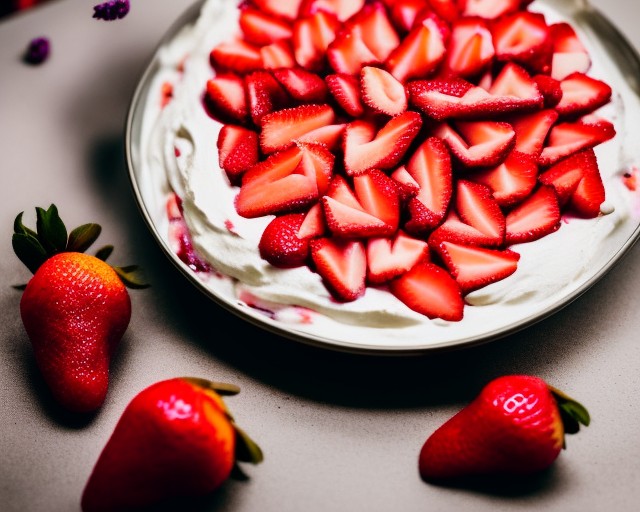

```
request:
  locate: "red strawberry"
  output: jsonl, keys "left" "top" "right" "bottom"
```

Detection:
{"left": 209, "top": 39, "right": 263, "bottom": 75}
{"left": 217, "top": 124, "right": 259, "bottom": 184}
{"left": 425, "top": 0, "right": 460, "bottom": 23}
{"left": 205, "top": 74, "right": 248, "bottom": 123}
{"left": 349, "top": 1, "right": 401, "bottom": 62}
{"left": 549, "top": 22, "right": 591, "bottom": 80}
{"left": 343, "top": 111, "right": 423, "bottom": 175}
{"left": 327, "top": 25, "right": 380, "bottom": 75}
{"left": 555, "top": 72, "right": 612, "bottom": 118}
{"left": 459, "top": 0, "right": 523, "bottom": 19}
{"left": 389, "top": 261, "right": 465, "bottom": 321}
{"left": 260, "top": 103, "right": 336, "bottom": 153}
{"left": 428, "top": 209, "right": 501, "bottom": 248}
{"left": 259, "top": 213, "right": 311, "bottom": 268}
{"left": 360, "top": 65, "right": 408, "bottom": 116}
{"left": 389, "top": 0, "right": 430, "bottom": 33}
{"left": 366, "top": 230, "right": 429, "bottom": 284}
{"left": 445, "top": 18, "right": 494, "bottom": 78}
{"left": 13, "top": 205, "right": 146, "bottom": 413}
{"left": 326, "top": 72, "right": 365, "bottom": 117}
{"left": 300, "top": 0, "right": 366, "bottom": 22}
{"left": 432, "top": 240, "right": 520, "bottom": 293}
{"left": 272, "top": 67, "right": 329, "bottom": 103}
{"left": 505, "top": 184, "right": 561, "bottom": 244}
{"left": 297, "top": 202, "right": 326, "bottom": 239}
{"left": 260, "top": 39, "right": 297, "bottom": 69}
{"left": 251, "top": 0, "right": 304, "bottom": 20}
{"left": 508, "top": 108, "right": 558, "bottom": 158}
{"left": 419, "top": 375, "right": 590, "bottom": 482}
{"left": 238, "top": 7, "right": 293, "bottom": 46}
{"left": 310, "top": 237, "right": 367, "bottom": 301}
{"left": 292, "top": 10, "right": 341, "bottom": 71}
{"left": 533, "top": 74, "right": 563, "bottom": 108}
{"left": 404, "top": 136, "right": 453, "bottom": 234}
{"left": 455, "top": 180, "right": 505, "bottom": 247}
{"left": 81, "top": 378, "right": 262, "bottom": 511}
{"left": 245, "top": 70, "right": 290, "bottom": 126}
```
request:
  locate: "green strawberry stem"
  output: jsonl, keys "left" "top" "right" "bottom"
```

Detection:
{"left": 549, "top": 385, "right": 591, "bottom": 446}
{"left": 12, "top": 204, "right": 148, "bottom": 288}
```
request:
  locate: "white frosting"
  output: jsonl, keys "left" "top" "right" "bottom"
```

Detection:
{"left": 135, "top": 0, "right": 640, "bottom": 351}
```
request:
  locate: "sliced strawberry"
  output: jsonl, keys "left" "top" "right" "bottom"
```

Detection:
{"left": 327, "top": 25, "right": 380, "bottom": 75}
{"left": 433, "top": 240, "right": 520, "bottom": 294}
{"left": 539, "top": 148, "right": 604, "bottom": 217}
{"left": 491, "top": 11, "right": 552, "bottom": 73}
{"left": 244, "top": 70, "right": 290, "bottom": 126}
{"left": 360, "top": 66, "right": 408, "bottom": 116}
{"left": 217, "top": 125, "right": 259, "bottom": 184}
{"left": 296, "top": 123, "right": 346, "bottom": 149}
{"left": 390, "top": 0, "right": 430, "bottom": 33}
{"left": 487, "top": 62, "right": 543, "bottom": 110}
{"left": 259, "top": 213, "right": 310, "bottom": 268}
{"left": 350, "top": 2, "right": 401, "bottom": 61}
{"left": 445, "top": 18, "right": 494, "bottom": 78}
{"left": 391, "top": 165, "right": 421, "bottom": 200}
{"left": 455, "top": 179, "right": 505, "bottom": 246}
{"left": 425, "top": 0, "right": 461, "bottom": 23}
{"left": 509, "top": 108, "right": 558, "bottom": 158}
{"left": 310, "top": 237, "right": 367, "bottom": 301}
{"left": 205, "top": 74, "right": 248, "bottom": 123}
{"left": 297, "top": 202, "right": 326, "bottom": 239}
{"left": 385, "top": 16, "right": 447, "bottom": 83}
{"left": 299, "top": 0, "right": 366, "bottom": 22}
{"left": 428, "top": 209, "right": 500, "bottom": 248}
{"left": 549, "top": 22, "right": 591, "bottom": 80}
{"left": 505, "top": 184, "right": 561, "bottom": 244}
{"left": 366, "top": 230, "right": 429, "bottom": 284}
{"left": 297, "top": 142, "right": 336, "bottom": 195}
{"left": 251, "top": 0, "right": 305, "bottom": 20}
{"left": 404, "top": 137, "right": 453, "bottom": 234}
{"left": 260, "top": 103, "right": 336, "bottom": 153}
{"left": 343, "top": 111, "right": 423, "bottom": 175}
{"left": 538, "top": 116, "right": 616, "bottom": 167}
{"left": 326, "top": 73, "right": 365, "bottom": 117}
{"left": 407, "top": 77, "right": 478, "bottom": 121}
{"left": 533, "top": 74, "right": 563, "bottom": 108}
{"left": 469, "top": 150, "right": 538, "bottom": 208}
{"left": 260, "top": 40, "right": 296, "bottom": 69}
{"left": 459, "top": 0, "right": 522, "bottom": 19}
{"left": 209, "top": 39, "right": 263, "bottom": 75}
{"left": 238, "top": 7, "right": 293, "bottom": 46}
{"left": 434, "top": 120, "right": 515, "bottom": 168}
{"left": 272, "top": 67, "right": 329, "bottom": 103}
{"left": 354, "top": 169, "right": 401, "bottom": 232}
{"left": 389, "top": 261, "right": 465, "bottom": 321}
{"left": 292, "top": 10, "right": 341, "bottom": 71}
{"left": 555, "top": 72, "right": 612, "bottom": 118}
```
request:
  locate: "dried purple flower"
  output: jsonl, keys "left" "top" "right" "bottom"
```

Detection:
{"left": 93, "top": 0, "right": 130, "bottom": 21}
{"left": 24, "top": 37, "right": 50, "bottom": 65}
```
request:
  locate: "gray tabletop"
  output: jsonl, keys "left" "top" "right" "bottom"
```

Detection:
{"left": 2, "top": 1, "right": 640, "bottom": 511}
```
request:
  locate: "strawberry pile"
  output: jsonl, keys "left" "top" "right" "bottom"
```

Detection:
{"left": 204, "top": 0, "right": 615, "bottom": 322}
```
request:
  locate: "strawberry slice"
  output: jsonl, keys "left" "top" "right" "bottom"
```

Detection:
{"left": 428, "top": 210, "right": 501, "bottom": 248}
{"left": 292, "top": 11, "right": 341, "bottom": 71}
{"left": 486, "top": 62, "right": 543, "bottom": 110}
{"left": 238, "top": 7, "right": 293, "bottom": 46}
{"left": 297, "top": 203, "right": 326, "bottom": 239}
{"left": 385, "top": 16, "right": 447, "bottom": 83}
{"left": 217, "top": 125, "right": 259, "bottom": 184}
{"left": 300, "top": 0, "right": 366, "bottom": 22}
{"left": 445, "top": 18, "right": 494, "bottom": 78}
{"left": 469, "top": 150, "right": 538, "bottom": 208}
{"left": 260, "top": 103, "right": 336, "bottom": 153}
{"left": 296, "top": 123, "right": 346, "bottom": 149}
{"left": 251, "top": 0, "right": 304, "bottom": 20}
{"left": 403, "top": 137, "right": 453, "bottom": 234}
{"left": 434, "top": 120, "right": 516, "bottom": 168}
{"left": 539, "top": 148, "right": 604, "bottom": 218}
{"left": 272, "top": 67, "right": 329, "bottom": 103}
{"left": 508, "top": 108, "right": 558, "bottom": 158}
{"left": 209, "top": 39, "right": 263, "bottom": 75}
{"left": 259, "top": 213, "right": 310, "bottom": 268}
{"left": 505, "top": 184, "right": 561, "bottom": 244}
{"left": 390, "top": 0, "right": 431, "bottom": 33}
{"left": 343, "top": 111, "right": 423, "bottom": 175}
{"left": 389, "top": 261, "right": 464, "bottom": 321}
{"left": 533, "top": 74, "right": 563, "bottom": 108}
{"left": 350, "top": 2, "right": 401, "bottom": 61}
{"left": 366, "top": 230, "right": 429, "bottom": 284}
{"left": 354, "top": 169, "right": 401, "bottom": 232}
{"left": 310, "top": 237, "right": 367, "bottom": 301}
{"left": 455, "top": 180, "right": 505, "bottom": 247}
{"left": 538, "top": 116, "right": 616, "bottom": 167}
{"left": 205, "top": 74, "right": 248, "bottom": 123}
{"left": 326, "top": 73, "right": 365, "bottom": 117}
{"left": 391, "top": 165, "right": 420, "bottom": 200}
{"left": 433, "top": 240, "right": 520, "bottom": 294}
{"left": 260, "top": 40, "right": 296, "bottom": 69}
{"left": 360, "top": 66, "right": 408, "bottom": 116}
{"left": 555, "top": 73, "right": 612, "bottom": 118}
{"left": 245, "top": 70, "right": 290, "bottom": 126}
{"left": 549, "top": 22, "right": 591, "bottom": 80}
{"left": 459, "top": 0, "right": 522, "bottom": 19}
{"left": 327, "top": 25, "right": 379, "bottom": 75}
{"left": 425, "top": 0, "right": 461, "bottom": 23}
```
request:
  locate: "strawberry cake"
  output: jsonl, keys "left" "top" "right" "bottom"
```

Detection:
{"left": 134, "top": 0, "right": 640, "bottom": 351}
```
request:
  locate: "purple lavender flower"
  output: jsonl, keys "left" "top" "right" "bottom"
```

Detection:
{"left": 93, "top": 0, "right": 130, "bottom": 21}
{"left": 24, "top": 37, "right": 50, "bottom": 65}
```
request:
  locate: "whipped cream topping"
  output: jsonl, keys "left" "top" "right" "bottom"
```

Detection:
{"left": 135, "top": 0, "right": 640, "bottom": 351}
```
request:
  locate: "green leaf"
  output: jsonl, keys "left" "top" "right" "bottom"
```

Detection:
{"left": 95, "top": 245, "right": 114, "bottom": 261}
{"left": 13, "top": 212, "right": 37, "bottom": 238}
{"left": 549, "top": 385, "right": 591, "bottom": 440}
{"left": 113, "top": 265, "right": 150, "bottom": 289}
{"left": 35, "top": 204, "right": 67, "bottom": 254}
{"left": 12, "top": 232, "right": 48, "bottom": 274}
{"left": 229, "top": 463, "right": 250, "bottom": 481}
{"left": 234, "top": 425, "right": 264, "bottom": 465}
{"left": 67, "top": 223, "right": 101, "bottom": 253}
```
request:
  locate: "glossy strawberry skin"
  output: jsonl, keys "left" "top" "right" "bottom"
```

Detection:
{"left": 20, "top": 252, "right": 131, "bottom": 413}
{"left": 81, "top": 378, "right": 236, "bottom": 512}
{"left": 419, "top": 375, "right": 565, "bottom": 482}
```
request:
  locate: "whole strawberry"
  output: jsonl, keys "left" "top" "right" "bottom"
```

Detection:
{"left": 81, "top": 377, "right": 263, "bottom": 512}
{"left": 13, "top": 204, "right": 146, "bottom": 413}
{"left": 419, "top": 375, "right": 590, "bottom": 482}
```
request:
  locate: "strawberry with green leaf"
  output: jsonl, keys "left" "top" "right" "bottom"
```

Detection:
{"left": 13, "top": 204, "right": 147, "bottom": 413}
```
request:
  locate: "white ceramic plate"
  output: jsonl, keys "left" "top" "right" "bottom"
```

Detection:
{"left": 126, "top": 0, "right": 640, "bottom": 354}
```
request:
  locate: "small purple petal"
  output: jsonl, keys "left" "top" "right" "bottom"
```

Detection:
{"left": 93, "top": 0, "right": 130, "bottom": 21}
{"left": 24, "top": 37, "right": 50, "bottom": 65}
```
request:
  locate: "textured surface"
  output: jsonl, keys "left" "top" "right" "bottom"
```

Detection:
{"left": 2, "top": 1, "right": 640, "bottom": 511}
